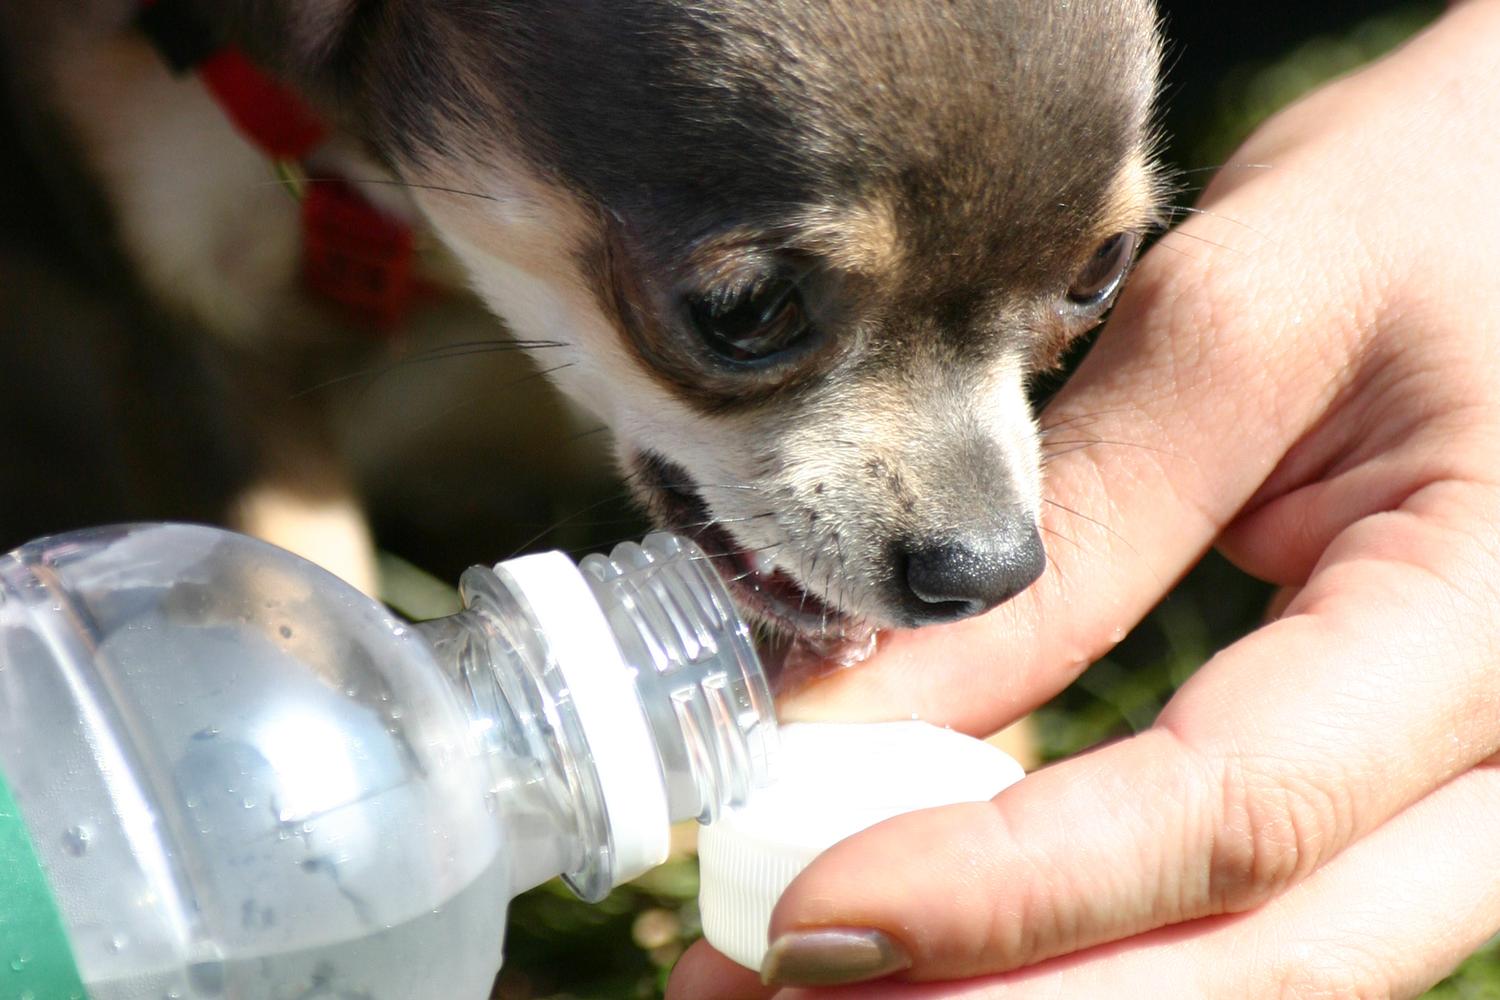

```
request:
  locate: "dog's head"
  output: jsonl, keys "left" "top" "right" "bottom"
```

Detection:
{"left": 322, "top": 0, "right": 1163, "bottom": 652}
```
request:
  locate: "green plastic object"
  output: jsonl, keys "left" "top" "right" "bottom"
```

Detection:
{"left": 0, "top": 770, "right": 89, "bottom": 1000}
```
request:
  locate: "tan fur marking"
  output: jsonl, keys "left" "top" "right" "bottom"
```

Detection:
{"left": 683, "top": 200, "right": 903, "bottom": 281}
{"left": 1095, "top": 153, "right": 1169, "bottom": 248}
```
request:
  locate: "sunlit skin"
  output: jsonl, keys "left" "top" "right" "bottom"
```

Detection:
{"left": 669, "top": 1, "right": 1500, "bottom": 996}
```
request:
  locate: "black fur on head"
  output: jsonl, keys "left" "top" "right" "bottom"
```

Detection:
{"left": 343, "top": 2, "right": 1160, "bottom": 251}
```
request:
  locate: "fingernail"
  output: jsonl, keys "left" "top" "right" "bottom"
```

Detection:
{"left": 760, "top": 927, "right": 912, "bottom": 987}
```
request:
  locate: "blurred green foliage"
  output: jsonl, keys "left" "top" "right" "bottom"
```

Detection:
{"left": 382, "top": 3, "right": 1500, "bottom": 995}
{"left": 1193, "top": 2, "right": 1442, "bottom": 167}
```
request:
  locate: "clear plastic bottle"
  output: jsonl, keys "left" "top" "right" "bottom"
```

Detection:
{"left": 0, "top": 523, "right": 777, "bottom": 999}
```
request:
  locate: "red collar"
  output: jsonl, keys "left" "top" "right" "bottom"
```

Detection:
{"left": 137, "top": 0, "right": 420, "bottom": 332}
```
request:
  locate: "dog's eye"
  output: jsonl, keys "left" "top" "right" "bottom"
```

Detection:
{"left": 688, "top": 278, "right": 813, "bottom": 364}
{"left": 1066, "top": 232, "right": 1139, "bottom": 310}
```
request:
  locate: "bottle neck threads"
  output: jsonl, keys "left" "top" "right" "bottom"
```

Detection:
{"left": 419, "top": 534, "right": 777, "bottom": 901}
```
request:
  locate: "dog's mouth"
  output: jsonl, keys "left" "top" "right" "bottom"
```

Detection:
{"left": 633, "top": 453, "right": 870, "bottom": 651}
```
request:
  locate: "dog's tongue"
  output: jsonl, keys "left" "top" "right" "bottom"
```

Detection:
{"left": 765, "top": 625, "right": 879, "bottom": 698}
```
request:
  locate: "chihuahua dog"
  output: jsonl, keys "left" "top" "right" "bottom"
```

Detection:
{"left": 0, "top": 1, "right": 1162, "bottom": 665}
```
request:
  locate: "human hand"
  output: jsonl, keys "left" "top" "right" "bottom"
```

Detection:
{"left": 669, "top": 2, "right": 1500, "bottom": 996}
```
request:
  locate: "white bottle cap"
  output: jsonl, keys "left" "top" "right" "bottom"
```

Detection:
{"left": 698, "top": 721, "right": 1025, "bottom": 971}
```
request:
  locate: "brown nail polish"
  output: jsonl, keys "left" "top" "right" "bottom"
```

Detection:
{"left": 760, "top": 927, "right": 913, "bottom": 987}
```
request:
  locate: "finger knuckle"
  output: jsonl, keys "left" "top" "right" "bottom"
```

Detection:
{"left": 1210, "top": 756, "right": 1344, "bottom": 911}
{"left": 1268, "top": 941, "right": 1394, "bottom": 1000}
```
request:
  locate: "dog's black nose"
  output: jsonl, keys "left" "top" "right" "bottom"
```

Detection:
{"left": 896, "top": 526, "right": 1045, "bottom": 626}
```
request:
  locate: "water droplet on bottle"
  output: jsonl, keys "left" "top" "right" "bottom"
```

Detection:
{"left": 191, "top": 727, "right": 220, "bottom": 741}
{"left": 11, "top": 952, "right": 30, "bottom": 971}
{"left": 108, "top": 932, "right": 127, "bottom": 953}
{"left": 279, "top": 625, "right": 293, "bottom": 639}
{"left": 60, "top": 825, "right": 91, "bottom": 857}
{"left": 241, "top": 797, "right": 256, "bottom": 809}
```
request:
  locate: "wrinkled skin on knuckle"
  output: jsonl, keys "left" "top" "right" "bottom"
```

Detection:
{"left": 1267, "top": 939, "right": 1396, "bottom": 1000}
{"left": 954, "top": 889, "right": 1032, "bottom": 977}
{"left": 1210, "top": 756, "right": 1343, "bottom": 913}
{"left": 963, "top": 803, "right": 1075, "bottom": 973}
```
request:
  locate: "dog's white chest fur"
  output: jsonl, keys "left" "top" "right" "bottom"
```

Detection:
{"left": 53, "top": 35, "right": 303, "bottom": 343}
